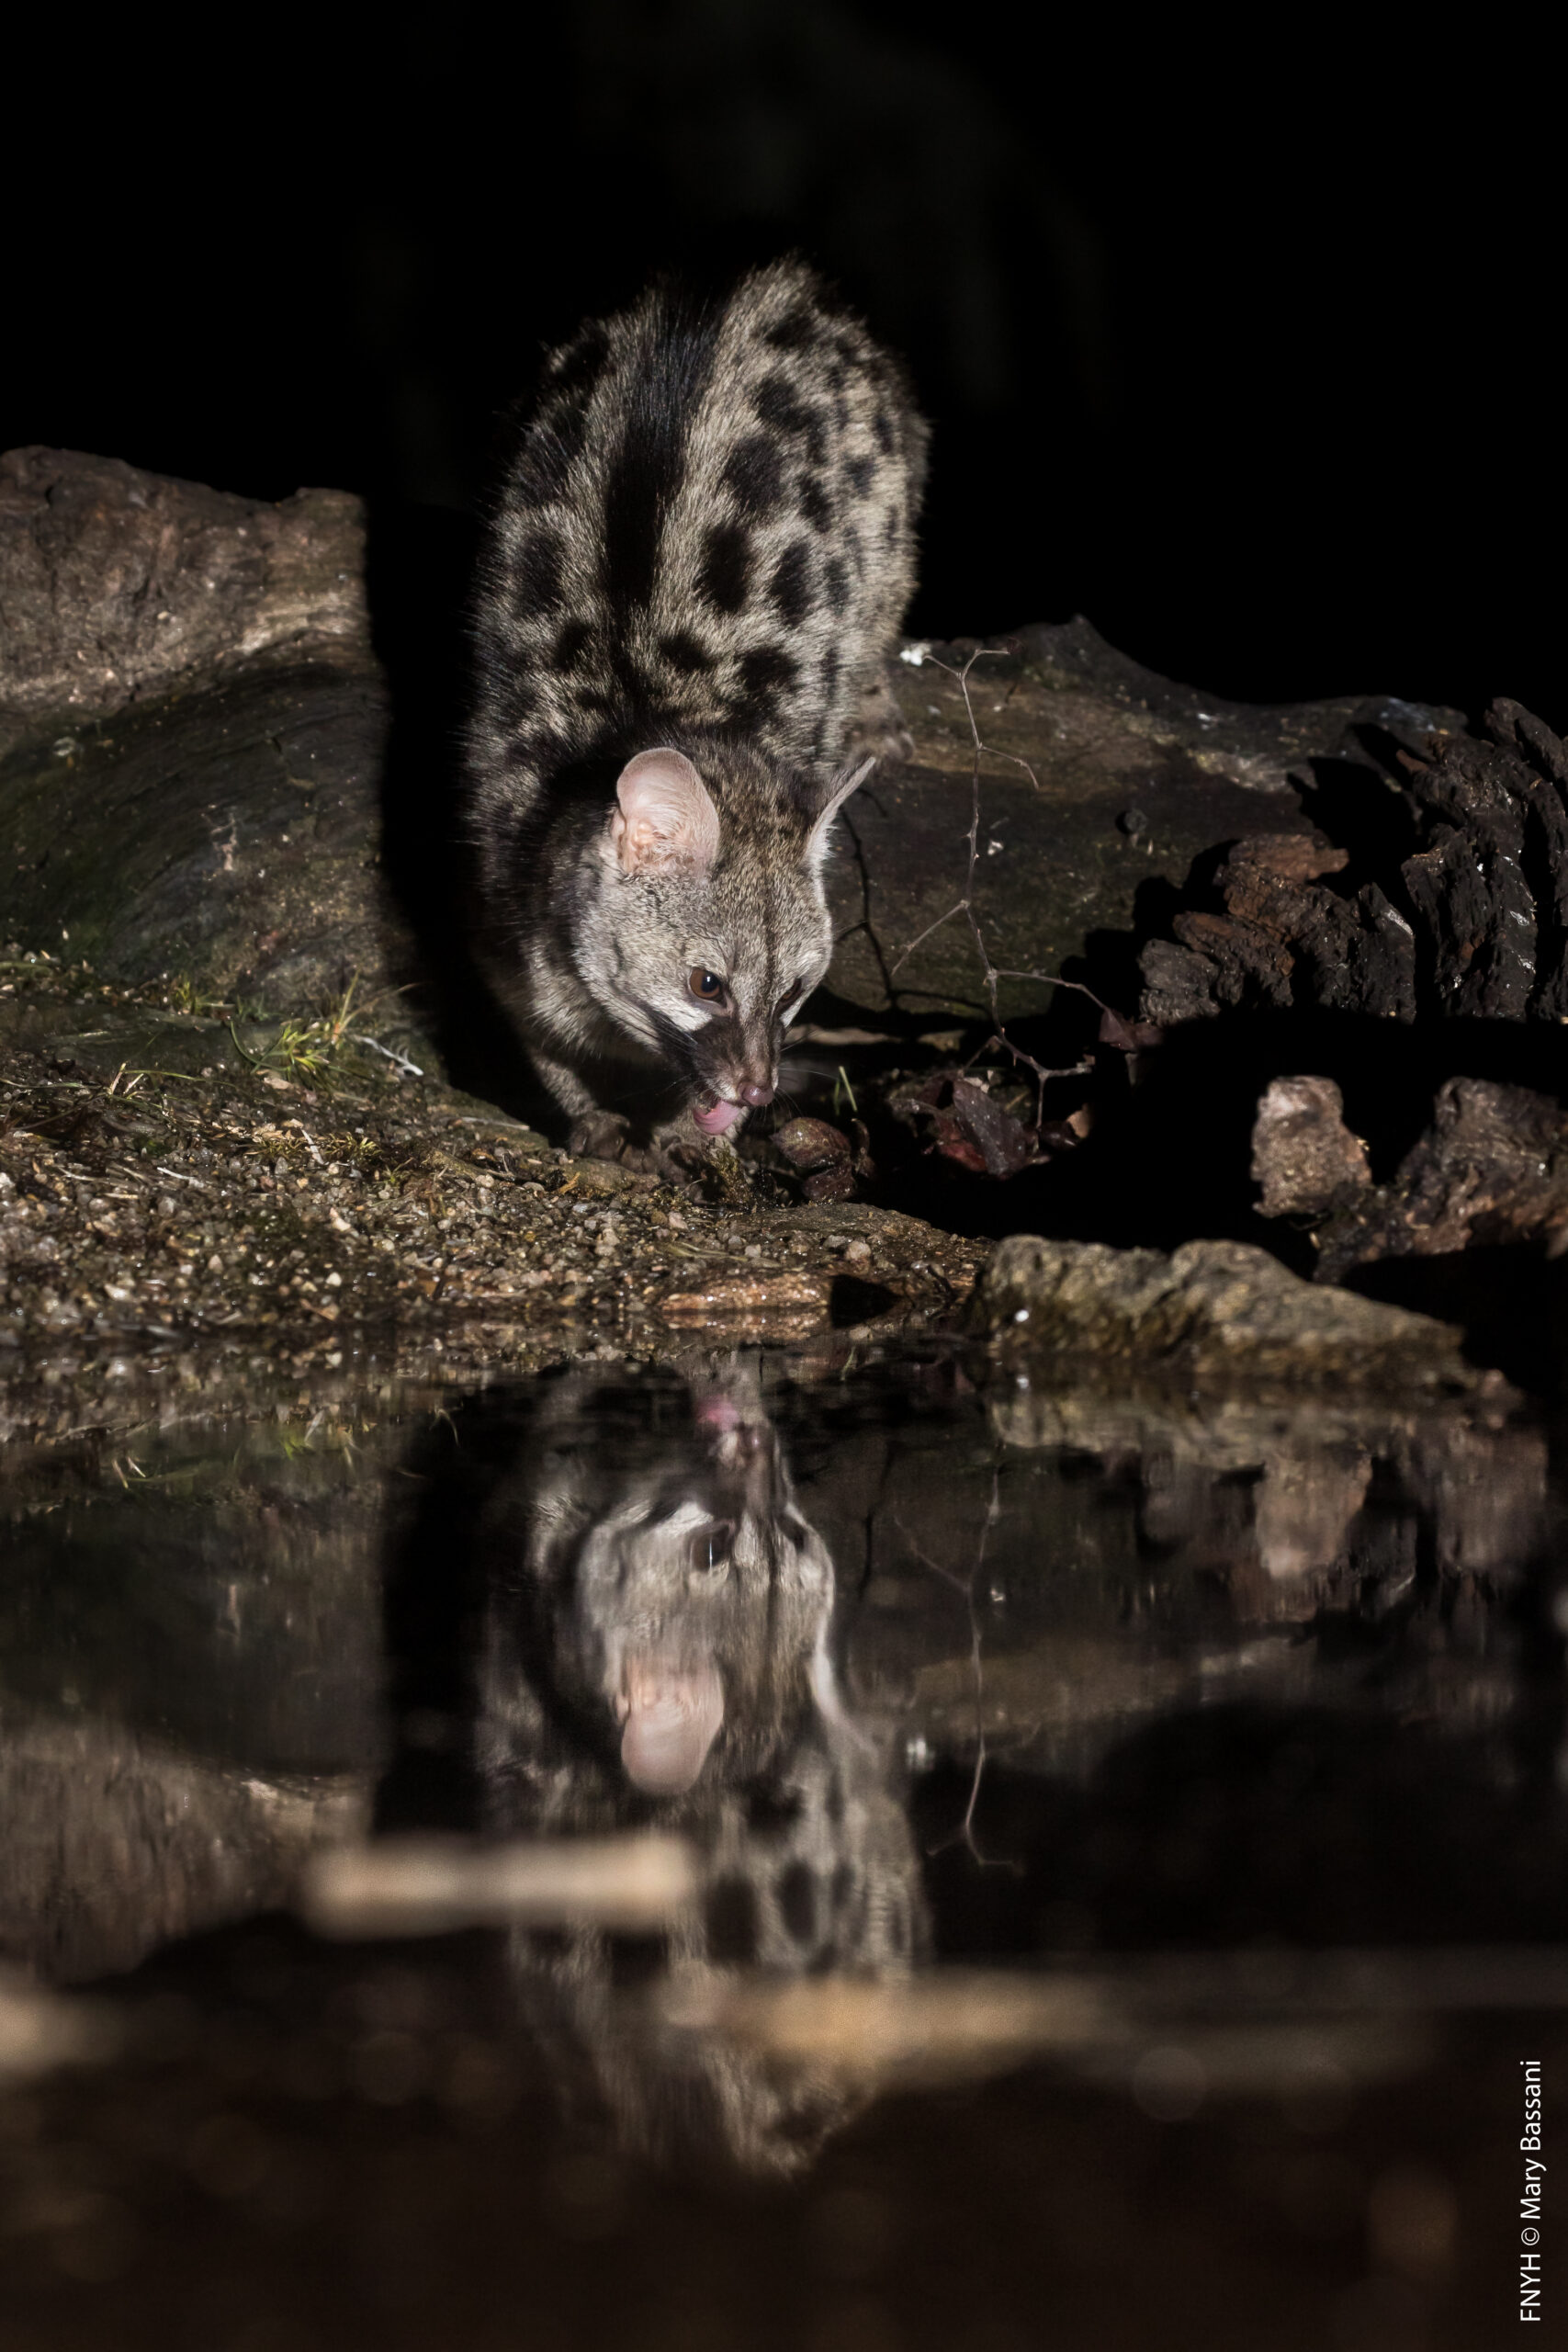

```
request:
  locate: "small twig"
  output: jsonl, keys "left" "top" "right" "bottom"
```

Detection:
{"left": 153, "top": 1163, "right": 208, "bottom": 1190}
{"left": 887, "top": 647, "right": 1135, "bottom": 1129}
{"left": 351, "top": 1034, "right": 423, "bottom": 1077}
{"left": 888, "top": 899, "right": 969, "bottom": 979}
{"left": 897, "top": 1470, "right": 1013, "bottom": 1871}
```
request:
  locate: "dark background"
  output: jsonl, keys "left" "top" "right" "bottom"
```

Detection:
{"left": 7, "top": 7, "right": 1562, "bottom": 726}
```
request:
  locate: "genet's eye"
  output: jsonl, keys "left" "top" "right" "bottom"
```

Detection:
{"left": 688, "top": 1521, "right": 734, "bottom": 1577}
{"left": 689, "top": 967, "right": 727, "bottom": 1004}
{"left": 777, "top": 978, "right": 806, "bottom": 1015}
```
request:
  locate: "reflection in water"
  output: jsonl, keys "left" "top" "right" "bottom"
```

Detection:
{"left": 3, "top": 1342, "right": 1566, "bottom": 2207}
{"left": 382, "top": 1360, "right": 924, "bottom": 2174}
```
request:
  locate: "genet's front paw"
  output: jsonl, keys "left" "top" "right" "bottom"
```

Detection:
{"left": 568, "top": 1109, "right": 632, "bottom": 1161}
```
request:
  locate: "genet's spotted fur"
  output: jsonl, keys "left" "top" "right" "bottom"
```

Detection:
{"left": 465, "top": 259, "right": 928, "bottom": 1157}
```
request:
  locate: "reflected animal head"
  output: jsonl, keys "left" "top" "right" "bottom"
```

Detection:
{"left": 463, "top": 1357, "right": 927, "bottom": 2176}
{"left": 480, "top": 1360, "right": 840, "bottom": 1796}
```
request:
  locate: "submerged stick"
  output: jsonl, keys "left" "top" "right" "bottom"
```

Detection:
{"left": 299, "top": 1832, "right": 699, "bottom": 1939}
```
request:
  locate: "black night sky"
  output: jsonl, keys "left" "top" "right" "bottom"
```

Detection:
{"left": 8, "top": 7, "right": 1562, "bottom": 728}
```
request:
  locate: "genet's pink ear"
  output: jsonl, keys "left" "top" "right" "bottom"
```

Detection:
{"left": 604, "top": 748, "right": 720, "bottom": 876}
{"left": 807, "top": 754, "right": 876, "bottom": 865}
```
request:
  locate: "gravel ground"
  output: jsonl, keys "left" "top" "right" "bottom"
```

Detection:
{"left": 0, "top": 951, "right": 987, "bottom": 1448}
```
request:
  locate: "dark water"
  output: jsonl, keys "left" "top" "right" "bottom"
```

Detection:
{"left": 2, "top": 1345, "right": 1564, "bottom": 2350}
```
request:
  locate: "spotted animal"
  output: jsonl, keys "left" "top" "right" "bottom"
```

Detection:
{"left": 467, "top": 1363, "right": 927, "bottom": 2173}
{"left": 464, "top": 260, "right": 928, "bottom": 1160}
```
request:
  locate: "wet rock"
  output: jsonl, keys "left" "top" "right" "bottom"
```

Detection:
{"left": 1250, "top": 1076, "right": 1372, "bottom": 1218}
{"left": 971, "top": 1233, "right": 1484, "bottom": 1392}
{"left": 772, "top": 1116, "right": 854, "bottom": 1202}
{"left": 981, "top": 1379, "right": 1542, "bottom": 1634}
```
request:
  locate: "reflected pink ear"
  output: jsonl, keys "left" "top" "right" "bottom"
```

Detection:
{"left": 619, "top": 1657, "right": 725, "bottom": 1794}
{"left": 604, "top": 749, "right": 721, "bottom": 876}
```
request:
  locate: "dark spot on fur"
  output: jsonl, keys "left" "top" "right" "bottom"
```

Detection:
{"left": 705, "top": 1875, "right": 760, "bottom": 1963}
{"left": 739, "top": 646, "right": 798, "bottom": 707}
{"left": 722, "top": 433, "right": 786, "bottom": 520}
{"left": 496, "top": 675, "right": 538, "bottom": 729}
{"left": 778, "top": 1862, "right": 817, "bottom": 1944}
{"left": 754, "top": 373, "right": 808, "bottom": 432}
{"left": 602, "top": 283, "right": 723, "bottom": 616}
{"left": 609, "top": 1933, "right": 667, "bottom": 1988}
{"left": 551, "top": 616, "right": 592, "bottom": 673}
{"left": 510, "top": 531, "right": 565, "bottom": 620}
{"left": 763, "top": 301, "right": 818, "bottom": 352}
{"left": 823, "top": 557, "right": 849, "bottom": 617}
{"left": 845, "top": 454, "right": 876, "bottom": 496}
{"left": 697, "top": 523, "right": 752, "bottom": 614}
{"left": 746, "top": 1782, "right": 803, "bottom": 1836}
{"left": 884, "top": 509, "right": 899, "bottom": 548}
{"left": 799, "top": 476, "right": 832, "bottom": 534}
{"left": 767, "top": 541, "right": 814, "bottom": 628}
{"left": 819, "top": 644, "right": 840, "bottom": 703}
{"left": 660, "top": 629, "right": 715, "bottom": 673}
{"left": 754, "top": 376, "right": 828, "bottom": 465}
{"left": 874, "top": 405, "right": 895, "bottom": 454}
{"left": 542, "top": 320, "right": 609, "bottom": 400}
{"left": 830, "top": 1860, "right": 854, "bottom": 1915}
{"left": 514, "top": 401, "right": 590, "bottom": 508}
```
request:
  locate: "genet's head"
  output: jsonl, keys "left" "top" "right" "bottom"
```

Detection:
{"left": 578, "top": 746, "right": 872, "bottom": 1134}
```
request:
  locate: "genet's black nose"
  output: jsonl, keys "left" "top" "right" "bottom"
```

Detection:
{"left": 740, "top": 1081, "right": 774, "bottom": 1108}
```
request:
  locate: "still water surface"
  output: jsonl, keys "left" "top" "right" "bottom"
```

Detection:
{"left": 2, "top": 1344, "right": 1564, "bottom": 2349}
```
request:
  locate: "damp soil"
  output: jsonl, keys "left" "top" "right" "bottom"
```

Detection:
{"left": 0, "top": 951, "right": 985, "bottom": 1450}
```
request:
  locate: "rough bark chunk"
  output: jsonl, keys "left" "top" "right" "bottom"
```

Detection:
{"left": 1314, "top": 1077, "right": 1568, "bottom": 1283}
{"left": 1251, "top": 1077, "right": 1371, "bottom": 1219}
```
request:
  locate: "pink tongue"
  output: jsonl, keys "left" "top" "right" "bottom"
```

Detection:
{"left": 694, "top": 1098, "right": 742, "bottom": 1136}
{"left": 620, "top": 1658, "right": 725, "bottom": 1794}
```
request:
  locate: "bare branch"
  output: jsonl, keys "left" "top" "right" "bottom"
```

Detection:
{"left": 886, "top": 646, "right": 1133, "bottom": 1132}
